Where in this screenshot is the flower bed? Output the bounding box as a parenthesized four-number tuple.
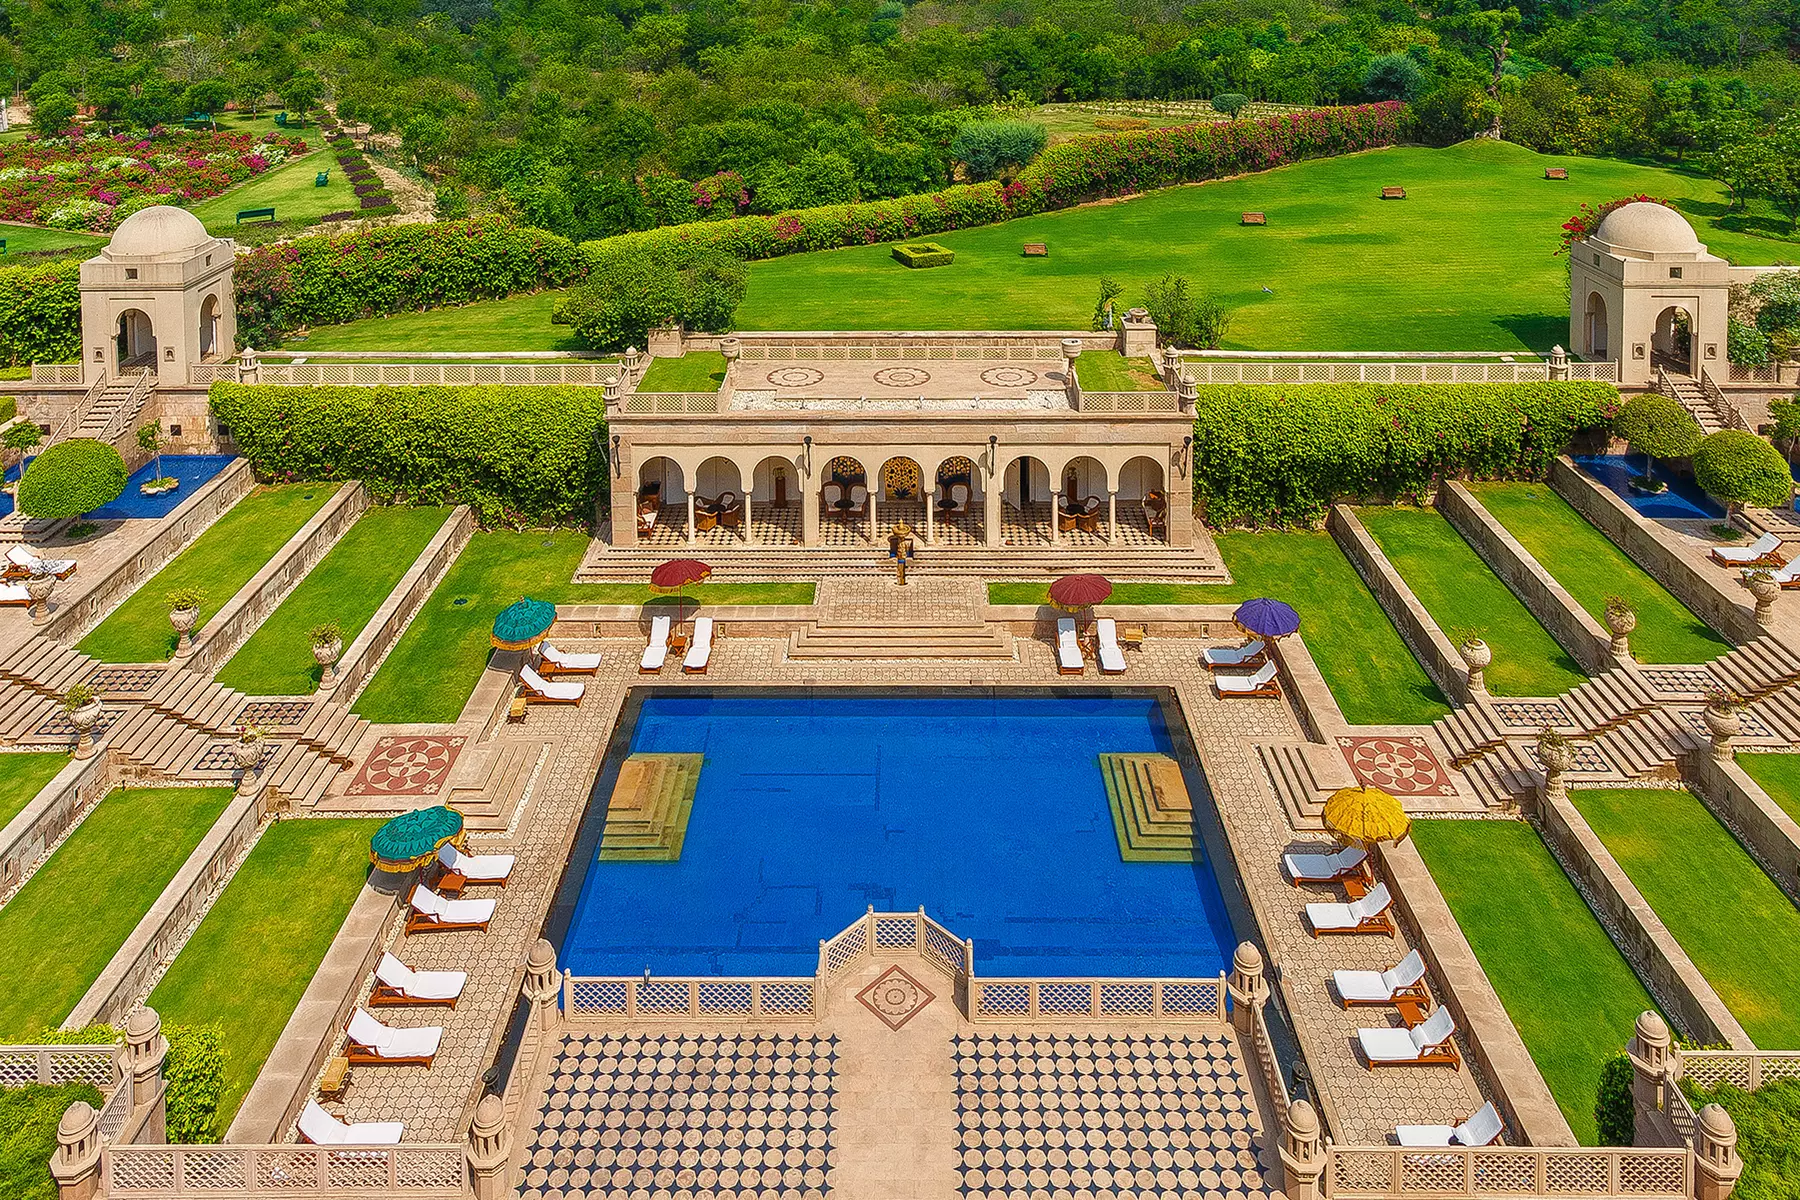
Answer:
(0, 128, 309, 232)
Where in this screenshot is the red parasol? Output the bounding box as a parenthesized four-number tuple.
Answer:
(1048, 574, 1113, 628)
(649, 559, 712, 633)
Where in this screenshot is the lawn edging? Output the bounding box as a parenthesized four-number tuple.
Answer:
(1328, 504, 1474, 705)
(183, 482, 361, 677)
(1379, 835, 1576, 1146)
(334, 505, 474, 705)
(41, 458, 255, 645)
(1547, 457, 1759, 645)
(0, 750, 109, 901)
(64, 787, 265, 1029)
(1682, 750, 1800, 902)
(1527, 782, 1750, 1048)
(1437, 483, 1615, 675)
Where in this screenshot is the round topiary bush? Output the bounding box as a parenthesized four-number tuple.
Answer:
(16, 438, 127, 519)
(1614, 392, 1704, 460)
(1693, 429, 1793, 509)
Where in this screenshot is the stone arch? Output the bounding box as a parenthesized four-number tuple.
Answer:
(694, 455, 745, 541)
(751, 454, 801, 544)
(927, 454, 984, 545)
(1653, 303, 1693, 371)
(1584, 292, 1610, 360)
(1004, 455, 1053, 544)
(879, 456, 923, 501)
(821, 455, 869, 532)
(1120, 455, 1168, 542)
(198, 294, 221, 359)
(115, 308, 156, 369)
(636, 456, 685, 544)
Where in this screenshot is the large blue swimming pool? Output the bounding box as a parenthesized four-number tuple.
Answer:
(0, 454, 236, 520)
(560, 693, 1239, 979)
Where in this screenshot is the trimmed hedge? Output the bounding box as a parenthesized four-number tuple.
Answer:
(16, 438, 127, 519)
(892, 242, 954, 268)
(580, 103, 1406, 267)
(0, 258, 81, 367)
(209, 382, 606, 525)
(1614, 392, 1703, 460)
(0, 1081, 104, 1200)
(1192, 381, 1621, 526)
(1693, 429, 1792, 508)
(33, 1023, 225, 1143)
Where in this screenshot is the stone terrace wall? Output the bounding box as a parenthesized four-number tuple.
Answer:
(0, 750, 120, 898)
(1681, 751, 1800, 903)
(333, 506, 473, 705)
(1328, 505, 1474, 706)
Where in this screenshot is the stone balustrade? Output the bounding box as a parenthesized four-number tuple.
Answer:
(0, 751, 118, 900)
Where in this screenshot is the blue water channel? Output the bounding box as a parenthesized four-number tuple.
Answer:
(1572, 453, 1724, 521)
(0, 454, 236, 519)
(561, 693, 1239, 979)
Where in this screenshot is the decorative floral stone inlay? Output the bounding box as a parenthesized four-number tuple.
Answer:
(346, 735, 466, 796)
(871, 366, 931, 388)
(979, 365, 1039, 388)
(856, 964, 935, 1031)
(766, 366, 825, 388)
(1335, 735, 1456, 797)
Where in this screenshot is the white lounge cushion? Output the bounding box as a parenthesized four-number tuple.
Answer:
(348, 1009, 442, 1060)
(1307, 882, 1392, 933)
(0, 582, 28, 603)
(407, 884, 495, 926)
(1203, 638, 1267, 666)
(521, 664, 583, 701)
(684, 617, 713, 670)
(1284, 845, 1368, 883)
(542, 642, 601, 670)
(300, 1100, 403, 1146)
(1216, 660, 1279, 693)
(1396, 1101, 1503, 1148)
(641, 614, 671, 671)
(376, 952, 466, 1002)
(1359, 1007, 1455, 1064)
(1096, 618, 1126, 674)
(1334, 949, 1427, 1004)
(438, 842, 515, 883)
(7, 546, 74, 575)
(1714, 531, 1781, 562)
(1056, 617, 1083, 671)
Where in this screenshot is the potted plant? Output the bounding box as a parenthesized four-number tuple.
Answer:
(25, 570, 56, 623)
(136, 421, 177, 495)
(1535, 726, 1574, 799)
(1703, 687, 1745, 760)
(63, 682, 102, 759)
(166, 586, 205, 658)
(308, 622, 344, 690)
(1603, 595, 1637, 657)
(1741, 567, 1781, 626)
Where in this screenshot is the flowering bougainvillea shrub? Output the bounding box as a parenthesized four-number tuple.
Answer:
(1557, 195, 1668, 255)
(0, 128, 308, 232)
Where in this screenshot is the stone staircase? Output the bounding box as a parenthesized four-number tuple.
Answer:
(1098, 752, 1194, 861)
(787, 620, 1014, 659)
(1656, 368, 1720, 434)
(581, 545, 1229, 583)
(599, 753, 702, 861)
(1254, 741, 1356, 828)
(71, 374, 151, 441)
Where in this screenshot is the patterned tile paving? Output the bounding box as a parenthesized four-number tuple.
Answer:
(1679, 706, 1775, 740)
(85, 666, 164, 694)
(856, 965, 935, 1031)
(187, 739, 280, 773)
(345, 735, 466, 796)
(1336, 735, 1457, 797)
(952, 1033, 1275, 1200)
(518, 1033, 839, 1200)
(1640, 668, 1716, 695)
(239, 699, 315, 727)
(33, 706, 126, 738)
(1492, 701, 1572, 728)
(1523, 740, 1610, 774)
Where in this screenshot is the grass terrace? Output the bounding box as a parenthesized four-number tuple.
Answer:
(0, 787, 234, 1037)
(354, 530, 814, 724)
(216, 505, 452, 695)
(0, 224, 106, 255)
(1735, 753, 1800, 826)
(1357, 505, 1587, 697)
(77, 484, 338, 664)
(1470, 483, 1728, 664)
(1413, 819, 1657, 1144)
(638, 352, 727, 392)
(188, 148, 359, 236)
(291, 291, 581, 353)
(1075, 354, 1166, 391)
(1569, 787, 1800, 1047)
(149, 817, 382, 1128)
(0, 752, 71, 829)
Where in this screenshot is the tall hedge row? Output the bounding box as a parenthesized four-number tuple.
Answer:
(0, 257, 81, 367)
(1192, 381, 1621, 526)
(580, 103, 1407, 266)
(209, 382, 606, 524)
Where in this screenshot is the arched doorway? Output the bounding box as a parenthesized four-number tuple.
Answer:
(694, 456, 744, 544)
(932, 456, 982, 546)
(752, 455, 800, 544)
(636, 457, 685, 545)
(1653, 305, 1692, 373)
(1119, 456, 1168, 543)
(1059, 455, 1108, 543)
(198, 295, 221, 360)
(820, 456, 868, 544)
(1003, 456, 1052, 544)
(878, 456, 924, 540)
(115, 309, 156, 371)
(1584, 292, 1609, 360)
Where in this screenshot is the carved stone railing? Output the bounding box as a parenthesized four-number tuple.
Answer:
(620, 391, 721, 413)
(1182, 361, 1559, 384)
(256, 361, 621, 387)
(1324, 1146, 1690, 1198)
(0, 1042, 118, 1088)
(1697, 367, 1752, 432)
(186, 363, 239, 385)
(1567, 360, 1621, 381)
(99, 1144, 465, 1197)
(738, 339, 1067, 361)
(968, 977, 1225, 1022)
(1077, 389, 1180, 412)
(1249, 1001, 1291, 1124)
(1725, 362, 1783, 384)
(1676, 1048, 1800, 1090)
(563, 976, 817, 1021)
(30, 362, 84, 384)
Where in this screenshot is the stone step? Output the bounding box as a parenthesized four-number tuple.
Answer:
(787, 624, 1014, 660)
(1099, 753, 1194, 862)
(599, 753, 702, 861)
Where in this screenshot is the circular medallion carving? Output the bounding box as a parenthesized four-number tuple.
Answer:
(872, 366, 932, 388)
(767, 366, 825, 387)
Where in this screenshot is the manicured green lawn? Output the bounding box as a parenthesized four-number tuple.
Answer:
(292, 291, 582, 352)
(1736, 752, 1800, 826)
(0, 1082, 104, 1200)
(188, 148, 358, 235)
(1470, 483, 1728, 664)
(77, 484, 338, 663)
(1414, 818, 1657, 1144)
(1076, 354, 1164, 391)
(149, 817, 381, 1129)
(1569, 787, 1800, 1047)
(0, 787, 234, 1037)
(0, 752, 71, 830)
(1358, 505, 1587, 696)
(216, 505, 451, 695)
(638, 352, 727, 392)
(0, 224, 106, 256)
(354, 530, 815, 723)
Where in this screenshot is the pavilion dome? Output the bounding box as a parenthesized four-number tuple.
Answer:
(105, 206, 213, 258)
(1592, 202, 1701, 257)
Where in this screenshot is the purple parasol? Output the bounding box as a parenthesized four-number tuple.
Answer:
(1232, 597, 1301, 639)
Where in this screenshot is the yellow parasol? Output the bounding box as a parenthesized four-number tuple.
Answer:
(1322, 786, 1411, 848)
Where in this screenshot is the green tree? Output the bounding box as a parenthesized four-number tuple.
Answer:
(16, 439, 127, 519)
(3, 421, 43, 477)
(554, 245, 748, 351)
(136, 419, 164, 483)
(1693, 430, 1792, 510)
(1696, 117, 1764, 212)
(183, 81, 230, 128)
(1362, 56, 1424, 102)
(278, 71, 323, 125)
(1211, 92, 1251, 117)
(1614, 393, 1704, 460)
(1436, 4, 1522, 139)
(29, 91, 77, 135)
(947, 119, 1047, 182)
(1762, 118, 1800, 233)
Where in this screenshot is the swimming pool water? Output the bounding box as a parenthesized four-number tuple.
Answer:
(561, 694, 1238, 979)
(1573, 454, 1724, 521)
(0, 455, 236, 520)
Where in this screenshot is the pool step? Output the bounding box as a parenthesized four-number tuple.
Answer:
(1098, 753, 1194, 862)
(787, 622, 1014, 660)
(599, 753, 702, 861)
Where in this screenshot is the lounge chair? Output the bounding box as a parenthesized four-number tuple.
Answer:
(1056, 617, 1084, 675)
(1710, 531, 1783, 566)
(0, 582, 28, 606)
(1334, 949, 1429, 1007)
(344, 1008, 442, 1067)
(1096, 618, 1126, 675)
(1216, 660, 1279, 698)
(436, 842, 515, 891)
(640, 614, 671, 673)
(405, 884, 494, 934)
(1203, 639, 1268, 670)
(519, 664, 583, 705)
(371, 952, 466, 1008)
(1358, 1005, 1460, 1068)
(539, 642, 601, 675)
(1284, 845, 1369, 885)
(1307, 881, 1395, 937)
(299, 1099, 403, 1146)
(683, 616, 714, 673)
(1396, 1101, 1503, 1148)
(4, 546, 76, 579)
(637, 498, 660, 536)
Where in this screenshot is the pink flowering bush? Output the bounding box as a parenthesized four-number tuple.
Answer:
(0, 129, 307, 231)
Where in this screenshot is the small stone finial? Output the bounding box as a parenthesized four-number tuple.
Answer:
(473, 1092, 505, 1136)
(58, 1101, 98, 1141)
(1278, 1099, 1325, 1200)
(524, 938, 560, 1030)
(124, 1006, 168, 1110)
(1233, 941, 1264, 977)
(1694, 1103, 1744, 1200)
(51, 1101, 102, 1200)
(1285, 1098, 1319, 1140)
(1227, 940, 1270, 1034)
(466, 1092, 513, 1200)
(1697, 1103, 1735, 1145)
(1635, 1010, 1670, 1047)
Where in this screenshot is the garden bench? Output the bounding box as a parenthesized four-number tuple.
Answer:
(1380, 186, 1406, 200)
(315, 170, 330, 187)
(1241, 212, 1266, 225)
(1545, 167, 1568, 180)
(1022, 242, 1048, 256)
(236, 207, 277, 224)
(0, 239, 6, 255)
(275, 112, 288, 126)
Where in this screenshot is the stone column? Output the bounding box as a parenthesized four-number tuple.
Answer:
(50, 1102, 101, 1200)
(1226, 942, 1269, 1038)
(124, 1007, 169, 1116)
(1629, 1010, 1674, 1147)
(924, 490, 934, 544)
(524, 939, 560, 1033)
(1050, 490, 1062, 545)
(801, 476, 821, 547)
(1549, 344, 1569, 381)
(466, 1093, 512, 1200)
(1162, 344, 1182, 388)
(867, 489, 878, 545)
(1061, 338, 1083, 406)
(1278, 1100, 1325, 1200)
(1108, 491, 1118, 543)
(686, 493, 696, 544)
(602, 374, 621, 413)
(1176, 374, 1197, 415)
(985, 471, 1003, 549)
(1693, 1104, 1743, 1200)
(237, 346, 259, 385)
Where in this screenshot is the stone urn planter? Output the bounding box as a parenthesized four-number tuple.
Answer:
(232, 729, 266, 794)
(1742, 571, 1780, 628)
(1704, 695, 1743, 763)
(1536, 728, 1574, 802)
(1460, 637, 1493, 695)
(311, 632, 343, 692)
(25, 571, 55, 624)
(168, 606, 199, 658)
(67, 695, 102, 760)
(1604, 597, 1637, 658)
